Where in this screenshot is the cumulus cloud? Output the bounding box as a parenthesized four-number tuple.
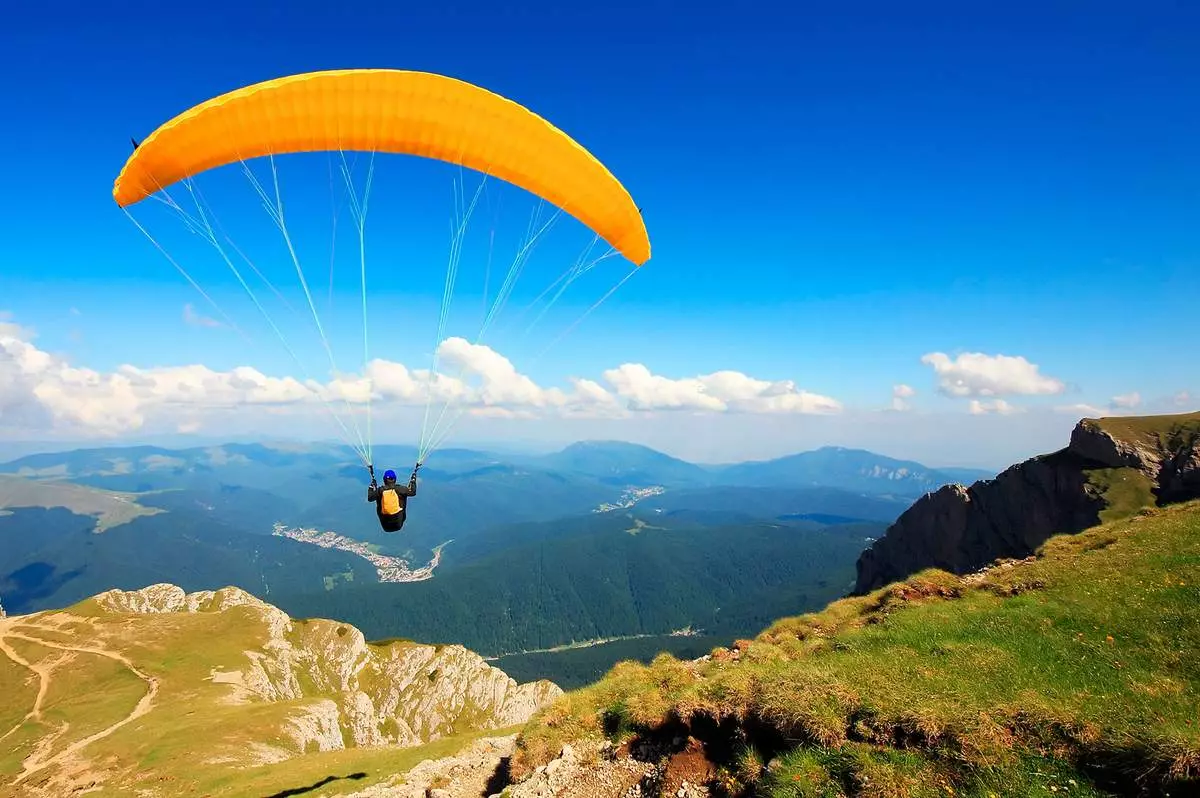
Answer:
(439, 338, 566, 409)
(603, 364, 725, 412)
(891, 384, 916, 411)
(1175, 390, 1194, 408)
(968, 399, 1022, 416)
(602, 363, 842, 414)
(0, 322, 839, 439)
(1, 321, 322, 436)
(921, 352, 1065, 398)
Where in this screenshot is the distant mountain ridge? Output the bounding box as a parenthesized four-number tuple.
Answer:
(705, 445, 990, 496)
(0, 437, 988, 569)
(530, 440, 712, 485)
(0, 438, 992, 499)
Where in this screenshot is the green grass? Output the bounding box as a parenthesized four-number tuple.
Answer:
(513, 501, 1200, 796)
(0, 647, 41, 780)
(1086, 468, 1157, 523)
(37, 641, 149, 745)
(759, 744, 1113, 798)
(1090, 411, 1200, 451)
(76, 726, 515, 797)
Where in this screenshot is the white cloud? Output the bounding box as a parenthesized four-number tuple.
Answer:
(0, 321, 841, 440)
(1111, 391, 1141, 409)
(183, 303, 222, 329)
(921, 352, 1065, 398)
(602, 364, 725, 412)
(439, 337, 566, 409)
(601, 364, 842, 414)
(968, 399, 1022, 416)
(1173, 390, 1192, 408)
(891, 383, 916, 411)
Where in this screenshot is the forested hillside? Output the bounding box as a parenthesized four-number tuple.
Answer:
(274, 514, 876, 656)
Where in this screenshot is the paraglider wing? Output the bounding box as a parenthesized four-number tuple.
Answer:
(112, 69, 650, 265)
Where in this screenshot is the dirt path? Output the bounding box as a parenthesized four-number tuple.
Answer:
(0, 625, 53, 742)
(1, 622, 159, 790)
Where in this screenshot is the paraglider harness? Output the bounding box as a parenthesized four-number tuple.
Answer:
(368, 462, 420, 533)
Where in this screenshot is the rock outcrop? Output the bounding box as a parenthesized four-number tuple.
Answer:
(93, 583, 562, 754)
(854, 412, 1200, 594)
(342, 734, 521, 797)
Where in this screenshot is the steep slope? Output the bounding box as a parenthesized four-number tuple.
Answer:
(855, 411, 1200, 594)
(0, 583, 559, 796)
(507, 500, 1200, 798)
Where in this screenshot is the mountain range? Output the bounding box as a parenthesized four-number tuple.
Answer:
(0, 439, 991, 565)
(0, 438, 985, 686)
(2, 413, 1197, 796)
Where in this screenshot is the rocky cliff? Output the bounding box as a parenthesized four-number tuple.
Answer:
(854, 411, 1200, 594)
(0, 582, 561, 796)
(93, 583, 562, 752)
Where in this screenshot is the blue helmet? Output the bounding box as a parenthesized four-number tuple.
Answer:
(383, 469, 397, 482)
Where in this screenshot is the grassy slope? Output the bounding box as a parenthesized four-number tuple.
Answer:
(0, 600, 514, 797)
(513, 500, 1200, 797)
(1091, 411, 1200, 450)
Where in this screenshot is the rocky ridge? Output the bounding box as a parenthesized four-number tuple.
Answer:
(854, 411, 1200, 594)
(93, 583, 562, 755)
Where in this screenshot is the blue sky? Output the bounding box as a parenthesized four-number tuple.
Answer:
(0, 1, 1197, 467)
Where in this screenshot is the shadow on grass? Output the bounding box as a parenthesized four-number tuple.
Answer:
(263, 771, 367, 797)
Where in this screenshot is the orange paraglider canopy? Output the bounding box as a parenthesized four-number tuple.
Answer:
(113, 69, 650, 265)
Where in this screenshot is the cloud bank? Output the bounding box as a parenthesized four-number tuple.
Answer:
(0, 319, 842, 439)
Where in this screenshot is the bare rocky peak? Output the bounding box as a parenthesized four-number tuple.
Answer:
(854, 412, 1200, 594)
(95, 583, 278, 615)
